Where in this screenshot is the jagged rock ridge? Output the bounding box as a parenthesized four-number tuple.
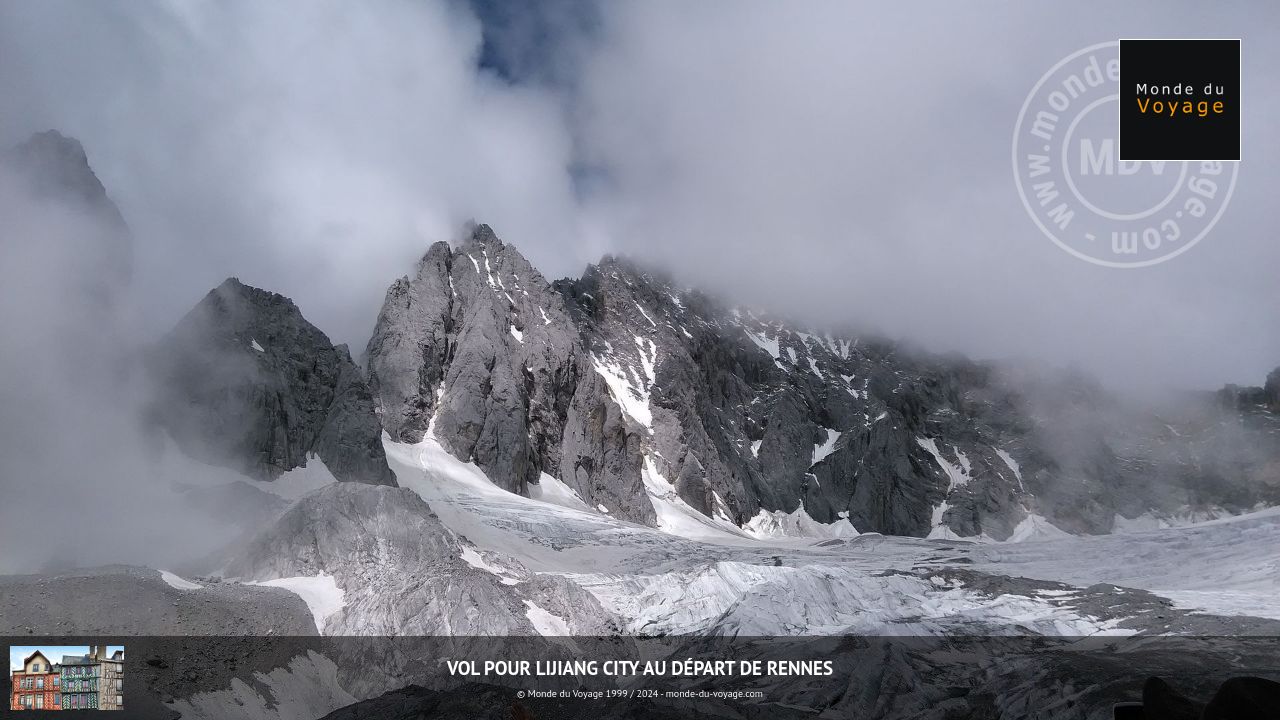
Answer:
(367, 224, 1280, 539)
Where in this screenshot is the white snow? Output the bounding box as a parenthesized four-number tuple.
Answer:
(807, 357, 823, 378)
(250, 574, 346, 633)
(916, 437, 971, 492)
(592, 352, 652, 429)
(750, 439, 763, 457)
(460, 545, 520, 585)
(642, 456, 747, 541)
(378, 433, 1280, 638)
(578, 560, 1127, 636)
(1112, 507, 1232, 533)
(917, 437, 975, 535)
(481, 250, 501, 290)
(634, 303, 657, 327)
(250, 338, 264, 353)
(509, 325, 523, 343)
(527, 472, 592, 513)
(811, 429, 841, 465)
(523, 600, 572, 636)
(741, 504, 858, 540)
(970, 505, 1280, 620)
(467, 254, 480, 273)
(539, 307, 552, 325)
(744, 329, 786, 370)
(1007, 513, 1072, 543)
(635, 337, 657, 386)
(160, 570, 203, 590)
(995, 448, 1024, 491)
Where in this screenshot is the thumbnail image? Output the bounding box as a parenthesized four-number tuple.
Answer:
(9, 646, 124, 712)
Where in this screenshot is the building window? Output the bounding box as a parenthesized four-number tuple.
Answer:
(36, 678, 43, 690)
(116, 694, 123, 706)
(35, 695, 43, 709)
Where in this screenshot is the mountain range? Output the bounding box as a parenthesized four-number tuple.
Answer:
(4, 130, 1280, 718)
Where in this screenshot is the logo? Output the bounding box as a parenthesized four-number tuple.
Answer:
(1012, 41, 1238, 268)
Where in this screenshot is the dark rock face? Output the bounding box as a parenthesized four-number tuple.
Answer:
(367, 225, 1280, 538)
(151, 278, 396, 486)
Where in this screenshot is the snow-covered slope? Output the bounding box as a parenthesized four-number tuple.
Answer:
(260, 432, 1280, 638)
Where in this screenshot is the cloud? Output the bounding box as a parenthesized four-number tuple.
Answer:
(0, 0, 1276, 573)
(0, 0, 1276, 396)
(570, 2, 1280, 390)
(0, 0, 585, 351)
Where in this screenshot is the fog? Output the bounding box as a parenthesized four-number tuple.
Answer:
(1, 1, 1276, 392)
(0, 2, 1277, 569)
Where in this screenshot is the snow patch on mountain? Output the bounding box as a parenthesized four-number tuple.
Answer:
(460, 545, 518, 585)
(969, 505, 1280, 619)
(249, 574, 345, 633)
(642, 456, 746, 540)
(160, 570, 203, 590)
(811, 429, 841, 465)
(995, 448, 1024, 490)
(592, 353, 652, 429)
(741, 504, 858, 540)
(528, 472, 593, 513)
(1008, 514, 1072, 543)
(744, 328, 786, 370)
(576, 561, 1129, 636)
(523, 599, 572, 636)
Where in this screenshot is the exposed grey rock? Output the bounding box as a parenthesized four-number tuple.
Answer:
(366, 225, 1280, 538)
(0, 565, 315, 636)
(222, 482, 620, 635)
(150, 278, 396, 486)
(366, 223, 655, 522)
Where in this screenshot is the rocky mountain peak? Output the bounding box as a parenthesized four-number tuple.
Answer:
(150, 278, 396, 487)
(364, 224, 1280, 539)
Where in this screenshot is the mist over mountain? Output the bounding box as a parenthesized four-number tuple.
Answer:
(2, 127, 1277, 576)
(2, 1, 1277, 392)
(0, 4, 1278, 714)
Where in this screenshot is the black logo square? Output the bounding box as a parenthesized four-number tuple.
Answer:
(1119, 39, 1240, 161)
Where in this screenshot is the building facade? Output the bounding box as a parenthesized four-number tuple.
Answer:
(60, 645, 122, 711)
(10, 651, 60, 711)
(97, 650, 124, 711)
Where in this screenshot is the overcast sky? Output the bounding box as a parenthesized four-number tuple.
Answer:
(1, 1, 1276, 390)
